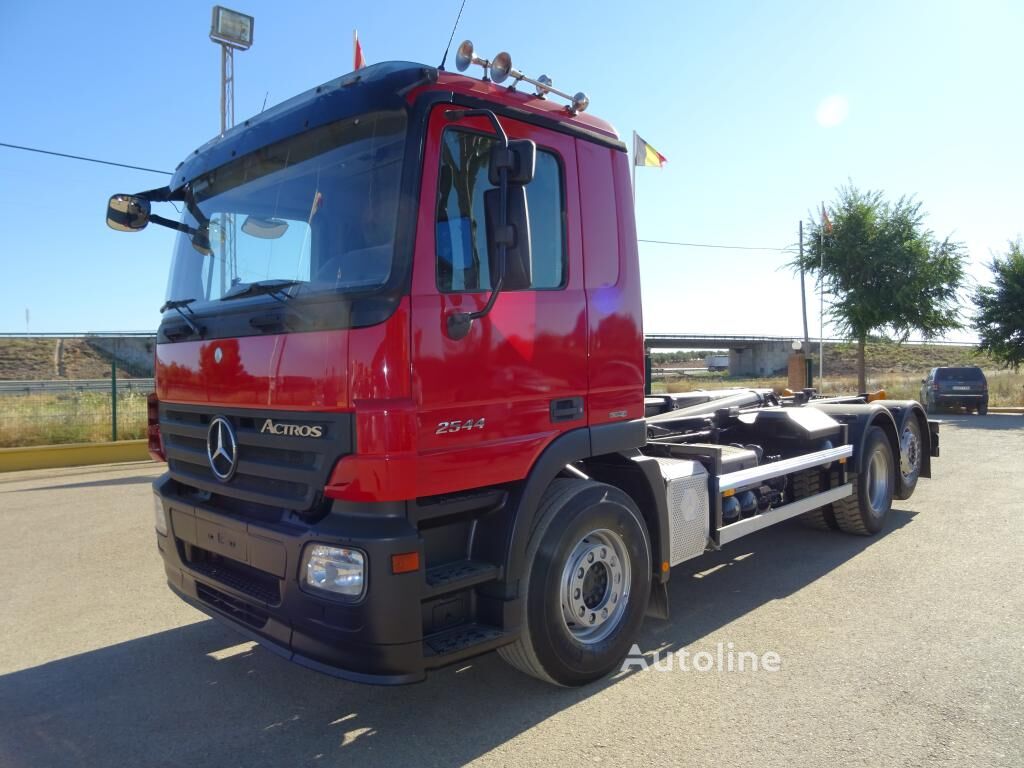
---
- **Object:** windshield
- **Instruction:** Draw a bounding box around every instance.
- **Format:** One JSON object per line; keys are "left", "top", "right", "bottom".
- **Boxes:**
{"left": 165, "top": 111, "right": 406, "bottom": 309}
{"left": 935, "top": 367, "right": 985, "bottom": 381}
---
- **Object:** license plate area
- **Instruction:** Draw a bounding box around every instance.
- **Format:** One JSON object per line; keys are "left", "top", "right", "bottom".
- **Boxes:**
{"left": 196, "top": 518, "right": 248, "bottom": 561}
{"left": 169, "top": 504, "right": 288, "bottom": 578}
{"left": 952, "top": 386, "right": 972, "bottom": 391}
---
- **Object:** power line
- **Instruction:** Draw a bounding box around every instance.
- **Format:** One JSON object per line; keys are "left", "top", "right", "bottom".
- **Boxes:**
{"left": 0, "top": 141, "right": 799, "bottom": 253}
{"left": 639, "top": 238, "right": 794, "bottom": 252}
{"left": 0, "top": 141, "right": 172, "bottom": 175}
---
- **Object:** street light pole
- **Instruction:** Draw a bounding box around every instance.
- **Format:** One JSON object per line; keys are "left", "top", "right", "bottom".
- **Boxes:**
{"left": 209, "top": 6, "right": 253, "bottom": 293}
{"left": 220, "top": 43, "right": 234, "bottom": 137}
{"left": 209, "top": 6, "right": 253, "bottom": 135}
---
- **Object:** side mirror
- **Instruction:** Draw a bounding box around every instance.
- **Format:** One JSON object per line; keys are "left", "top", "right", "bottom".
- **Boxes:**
{"left": 485, "top": 184, "right": 532, "bottom": 291}
{"left": 488, "top": 139, "right": 536, "bottom": 186}
{"left": 107, "top": 194, "right": 150, "bottom": 232}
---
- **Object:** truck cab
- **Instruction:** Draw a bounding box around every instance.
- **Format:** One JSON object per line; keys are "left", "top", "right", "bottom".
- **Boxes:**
{"left": 109, "top": 53, "right": 938, "bottom": 687}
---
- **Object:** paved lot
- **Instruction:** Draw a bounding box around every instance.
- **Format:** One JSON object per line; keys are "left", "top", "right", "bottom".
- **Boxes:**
{"left": 1, "top": 414, "right": 1021, "bottom": 767}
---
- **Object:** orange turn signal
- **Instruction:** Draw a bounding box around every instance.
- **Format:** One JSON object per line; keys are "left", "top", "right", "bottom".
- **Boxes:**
{"left": 391, "top": 552, "right": 420, "bottom": 574}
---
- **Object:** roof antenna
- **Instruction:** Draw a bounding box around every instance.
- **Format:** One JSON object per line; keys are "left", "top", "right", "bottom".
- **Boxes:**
{"left": 438, "top": 0, "right": 468, "bottom": 71}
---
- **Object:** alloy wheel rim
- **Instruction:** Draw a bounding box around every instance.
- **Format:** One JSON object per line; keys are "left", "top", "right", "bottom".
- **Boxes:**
{"left": 560, "top": 529, "right": 631, "bottom": 645}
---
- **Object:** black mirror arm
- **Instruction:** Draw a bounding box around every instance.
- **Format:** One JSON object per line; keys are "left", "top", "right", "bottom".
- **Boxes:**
{"left": 447, "top": 163, "right": 510, "bottom": 341}
{"left": 444, "top": 109, "right": 509, "bottom": 147}
{"left": 132, "top": 184, "right": 210, "bottom": 230}
{"left": 443, "top": 107, "right": 514, "bottom": 341}
{"left": 149, "top": 212, "right": 201, "bottom": 237}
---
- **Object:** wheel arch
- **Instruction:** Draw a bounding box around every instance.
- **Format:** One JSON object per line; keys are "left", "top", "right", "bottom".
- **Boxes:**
{"left": 503, "top": 420, "right": 649, "bottom": 595}
{"left": 809, "top": 403, "right": 900, "bottom": 475}
{"left": 872, "top": 400, "right": 932, "bottom": 479}
{"left": 578, "top": 452, "right": 670, "bottom": 584}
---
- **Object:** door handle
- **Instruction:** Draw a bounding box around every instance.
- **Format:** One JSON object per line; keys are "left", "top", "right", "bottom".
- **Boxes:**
{"left": 550, "top": 397, "right": 584, "bottom": 423}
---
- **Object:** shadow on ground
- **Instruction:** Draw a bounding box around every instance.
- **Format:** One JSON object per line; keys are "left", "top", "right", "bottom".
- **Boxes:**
{"left": 2, "top": 474, "right": 157, "bottom": 493}
{"left": 0, "top": 512, "right": 916, "bottom": 768}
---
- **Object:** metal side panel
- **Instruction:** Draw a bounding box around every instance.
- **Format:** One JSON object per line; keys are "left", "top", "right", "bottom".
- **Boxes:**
{"left": 650, "top": 457, "right": 710, "bottom": 566}
{"left": 718, "top": 484, "right": 853, "bottom": 544}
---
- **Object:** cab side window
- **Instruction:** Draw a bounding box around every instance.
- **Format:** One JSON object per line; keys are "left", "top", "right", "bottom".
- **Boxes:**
{"left": 435, "top": 128, "right": 566, "bottom": 292}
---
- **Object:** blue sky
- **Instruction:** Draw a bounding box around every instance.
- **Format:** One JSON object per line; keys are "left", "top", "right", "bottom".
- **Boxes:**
{"left": 0, "top": 0, "right": 1019, "bottom": 338}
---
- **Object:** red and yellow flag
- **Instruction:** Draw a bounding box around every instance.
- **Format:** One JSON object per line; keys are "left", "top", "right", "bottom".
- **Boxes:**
{"left": 821, "top": 203, "right": 833, "bottom": 234}
{"left": 633, "top": 132, "right": 667, "bottom": 168}
{"left": 353, "top": 30, "right": 366, "bottom": 71}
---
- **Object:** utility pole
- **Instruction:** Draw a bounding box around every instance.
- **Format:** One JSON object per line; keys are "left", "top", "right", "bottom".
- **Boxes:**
{"left": 799, "top": 220, "right": 809, "bottom": 347}
{"left": 819, "top": 227, "right": 825, "bottom": 388}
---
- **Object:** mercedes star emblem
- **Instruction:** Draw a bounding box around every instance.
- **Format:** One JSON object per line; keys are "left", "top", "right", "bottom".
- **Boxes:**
{"left": 206, "top": 416, "right": 238, "bottom": 482}
{"left": 214, "top": 347, "right": 223, "bottom": 363}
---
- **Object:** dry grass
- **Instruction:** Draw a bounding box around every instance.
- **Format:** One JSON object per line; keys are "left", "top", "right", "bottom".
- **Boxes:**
{"left": 0, "top": 337, "right": 154, "bottom": 381}
{"left": 0, "top": 391, "right": 149, "bottom": 448}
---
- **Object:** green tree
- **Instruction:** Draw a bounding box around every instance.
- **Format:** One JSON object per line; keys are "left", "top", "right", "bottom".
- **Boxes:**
{"left": 973, "top": 239, "right": 1024, "bottom": 370}
{"left": 793, "top": 185, "right": 967, "bottom": 391}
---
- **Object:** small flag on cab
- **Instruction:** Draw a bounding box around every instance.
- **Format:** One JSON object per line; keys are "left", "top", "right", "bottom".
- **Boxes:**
{"left": 354, "top": 30, "right": 366, "bottom": 70}
{"left": 633, "top": 131, "right": 667, "bottom": 168}
{"left": 631, "top": 131, "right": 667, "bottom": 204}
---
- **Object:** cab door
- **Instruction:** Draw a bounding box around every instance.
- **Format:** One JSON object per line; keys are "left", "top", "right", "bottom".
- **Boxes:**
{"left": 409, "top": 105, "right": 586, "bottom": 498}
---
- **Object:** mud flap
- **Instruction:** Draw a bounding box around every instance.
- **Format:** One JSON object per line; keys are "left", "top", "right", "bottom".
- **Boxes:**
{"left": 646, "top": 579, "right": 670, "bottom": 620}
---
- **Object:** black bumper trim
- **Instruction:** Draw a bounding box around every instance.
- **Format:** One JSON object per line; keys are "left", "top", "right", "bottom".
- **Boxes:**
{"left": 170, "top": 581, "right": 425, "bottom": 685}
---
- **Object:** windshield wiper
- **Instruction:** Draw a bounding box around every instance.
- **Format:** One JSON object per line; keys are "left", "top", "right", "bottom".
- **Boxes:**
{"left": 159, "top": 298, "right": 202, "bottom": 336}
{"left": 220, "top": 279, "right": 302, "bottom": 303}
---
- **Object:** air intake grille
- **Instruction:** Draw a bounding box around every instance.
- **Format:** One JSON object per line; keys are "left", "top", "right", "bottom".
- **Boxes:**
{"left": 196, "top": 583, "right": 270, "bottom": 629}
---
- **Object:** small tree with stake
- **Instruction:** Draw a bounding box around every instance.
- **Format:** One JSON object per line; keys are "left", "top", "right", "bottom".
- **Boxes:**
{"left": 973, "top": 239, "right": 1024, "bottom": 371}
{"left": 792, "top": 185, "right": 967, "bottom": 392}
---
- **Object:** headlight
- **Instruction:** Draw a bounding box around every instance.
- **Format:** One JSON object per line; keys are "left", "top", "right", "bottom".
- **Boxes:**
{"left": 153, "top": 494, "right": 168, "bottom": 536}
{"left": 302, "top": 544, "right": 365, "bottom": 598}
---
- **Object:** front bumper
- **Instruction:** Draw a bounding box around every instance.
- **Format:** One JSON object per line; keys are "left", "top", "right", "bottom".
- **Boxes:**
{"left": 153, "top": 474, "right": 429, "bottom": 684}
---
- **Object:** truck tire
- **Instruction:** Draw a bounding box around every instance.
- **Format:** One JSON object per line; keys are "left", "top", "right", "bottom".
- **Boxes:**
{"left": 832, "top": 426, "right": 894, "bottom": 536}
{"left": 979, "top": 401, "right": 988, "bottom": 416}
{"left": 498, "top": 478, "right": 651, "bottom": 686}
{"left": 894, "top": 416, "right": 922, "bottom": 500}
{"left": 793, "top": 469, "right": 833, "bottom": 530}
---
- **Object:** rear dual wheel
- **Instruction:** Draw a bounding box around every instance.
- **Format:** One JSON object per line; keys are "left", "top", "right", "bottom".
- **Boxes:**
{"left": 832, "top": 426, "right": 895, "bottom": 535}
{"left": 798, "top": 426, "right": 897, "bottom": 535}
{"left": 895, "top": 417, "right": 922, "bottom": 500}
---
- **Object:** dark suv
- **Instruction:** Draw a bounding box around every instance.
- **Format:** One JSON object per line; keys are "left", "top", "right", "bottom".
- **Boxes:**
{"left": 920, "top": 366, "right": 989, "bottom": 414}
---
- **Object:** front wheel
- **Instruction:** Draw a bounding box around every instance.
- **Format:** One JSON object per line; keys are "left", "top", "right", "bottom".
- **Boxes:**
{"left": 498, "top": 479, "right": 651, "bottom": 686}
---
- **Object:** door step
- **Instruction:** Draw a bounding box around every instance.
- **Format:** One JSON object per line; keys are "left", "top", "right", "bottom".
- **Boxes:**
{"left": 424, "top": 559, "right": 500, "bottom": 599}
{"left": 422, "top": 622, "right": 513, "bottom": 667}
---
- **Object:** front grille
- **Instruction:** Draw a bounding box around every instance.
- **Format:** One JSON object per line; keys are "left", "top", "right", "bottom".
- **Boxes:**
{"left": 160, "top": 404, "right": 353, "bottom": 513}
{"left": 196, "top": 583, "right": 270, "bottom": 629}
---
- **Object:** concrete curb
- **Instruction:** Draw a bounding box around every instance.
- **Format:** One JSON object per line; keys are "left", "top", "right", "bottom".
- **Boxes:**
{"left": 0, "top": 440, "right": 150, "bottom": 473}
{"left": 989, "top": 407, "right": 1024, "bottom": 414}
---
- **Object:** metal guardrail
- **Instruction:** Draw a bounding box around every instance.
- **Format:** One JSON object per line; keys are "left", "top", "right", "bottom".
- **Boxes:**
{"left": 0, "top": 379, "right": 155, "bottom": 395}
{"left": 0, "top": 378, "right": 155, "bottom": 394}
{"left": 0, "top": 331, "right": 978, "bottom": 345}
{"left": 644, "top": 333, "right": 979, "bottom": 347}
{"left": 0, "top": 332, "right": 155, "bottom": 338}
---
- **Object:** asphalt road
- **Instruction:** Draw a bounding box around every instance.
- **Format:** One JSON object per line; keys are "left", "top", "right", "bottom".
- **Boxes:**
{"left": 1, "top": 414, "right": 1021, "bottom": 768}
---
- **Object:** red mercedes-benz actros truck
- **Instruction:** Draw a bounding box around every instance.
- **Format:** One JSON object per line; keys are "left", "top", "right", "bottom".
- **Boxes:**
{"left": 108, "top": 46, "right": 939, "bottom": 686}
